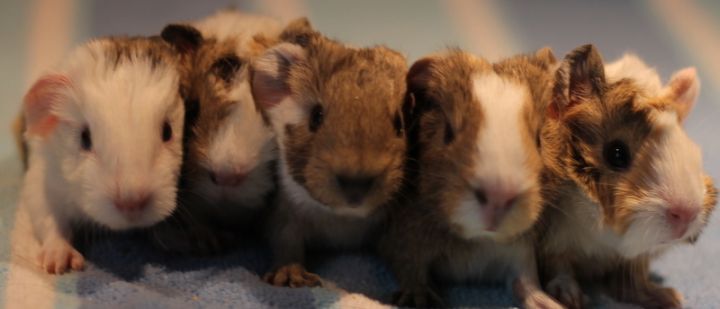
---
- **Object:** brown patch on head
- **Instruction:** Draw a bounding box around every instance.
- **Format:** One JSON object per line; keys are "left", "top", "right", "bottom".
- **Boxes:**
{"left": 250, "top": 20, "right": 409, "bottom": 212}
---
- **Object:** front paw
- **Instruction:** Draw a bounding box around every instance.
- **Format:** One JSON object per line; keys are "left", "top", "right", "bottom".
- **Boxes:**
{"left": 263, "top": 263, "right": 322, "bottom": 288}
{"left": 37, "top": 237, "right": 85, "bottom": 274}
{"left": 393, "top": 287, "right": 444, "bottom": 308}
{"left": 546, "top": 275, "right": 585, "bottom": 309}
{"left": 522, "top": 290, "right": 564, "bottom": 309}
{"left": 623, "top": 285, "right": 683, "bottom": 309}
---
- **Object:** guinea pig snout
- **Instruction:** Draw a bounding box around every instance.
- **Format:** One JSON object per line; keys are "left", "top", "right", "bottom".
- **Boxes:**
{"left": 475, "top": 189, "right": 519, "bottom": 231}
{"left": 209, "top": 170, "right": 248, "bottom": 187}
{"left": 114, "top": 193, "right": 152, "bottom": 217}
{"left": 336, "top": 174, "right": 376, "bottom": 206}
{"left": 666, "top": 205, "right": 700, "bottom": 239}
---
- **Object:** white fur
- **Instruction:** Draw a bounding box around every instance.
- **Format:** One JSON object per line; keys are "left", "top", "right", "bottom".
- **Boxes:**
{"left": 193, "top": 10, "right": 281, "bottom": 46}
{"left": 605, "top": 53, "right": 663, "bottom": 94}
{"left": 450, "top": 73, "right": 537, "bottom": 238}
{"left": 23, "top": 39, "right": 184, "bottom": 242}
{"left": 618, "top": 111, "right": 705, "bottom": 257}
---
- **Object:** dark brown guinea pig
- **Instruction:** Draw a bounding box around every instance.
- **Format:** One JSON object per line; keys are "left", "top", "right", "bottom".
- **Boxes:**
{"left": 150, "top": 11, "right": 281, "bottom": 254}
{"left": 378, "top": 48, "right": 561, "bottom": 308}
{"left": 537, "top": 44, "right": 717, "bottom": 309}
{"left": 249, "top": 18, "right": 409, "bottom": 287}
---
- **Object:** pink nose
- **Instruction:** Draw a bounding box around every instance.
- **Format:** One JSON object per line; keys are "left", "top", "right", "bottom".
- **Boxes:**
{"left": 114, "top": 194, "right": 151, "bottom": 214}
{"left": 666, "top": 206, "right": 700, "bottom": 239}
{"left": 210, "top": 170, "right": 248, "bottom": 187}
{"left": 476, "top": 189, "right": 519, "bottom": 231}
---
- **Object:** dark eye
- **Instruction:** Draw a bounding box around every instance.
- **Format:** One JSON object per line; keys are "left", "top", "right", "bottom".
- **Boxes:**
{"left": 309, "top": 104, "right": 324, "bottom": 132}
{"left": 211, "top": 55, "right": 242, "bottom": 83}
{"left": 393, "top": 111, "right": 404, "bottom": 137}
{"left": 603, "top": 140, "right": 631, "bottom": 170}
{"left": 162, "top": 121, "right": 173, "bottom": 142}
{"left": 80, "top": 127, "right": 92, "bottom": 151}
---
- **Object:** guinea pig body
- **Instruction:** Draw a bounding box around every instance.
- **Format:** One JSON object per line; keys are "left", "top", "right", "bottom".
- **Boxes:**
{"left": 150, "top": 11, "right": 281, "bottom": 254}
{"left": 538, "top": 45, "right": 717, "bottom": 309}
{"left": 21, "top": 37, "right": 186, "bottom": 274}
{"left": 379, "top": 49, "right": 562, "bottom": 308}
{"left": 250, "top": 18, "right": 409, "bottom": 287}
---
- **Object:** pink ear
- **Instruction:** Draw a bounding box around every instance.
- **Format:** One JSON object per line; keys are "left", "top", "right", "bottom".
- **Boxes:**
{"left": 250, "top": 43, "right": 305, "bottom": 110}
{"left": 23, "top": 74, "right": 71, "bottom": 137}
{"left": 664, "top": 67, "right": 700, "bottom": 122}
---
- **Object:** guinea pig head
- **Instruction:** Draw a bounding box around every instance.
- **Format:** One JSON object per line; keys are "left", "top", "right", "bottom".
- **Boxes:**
{"left": 23, "top": 38, "right": 185, "bottom": 230}
{"left": 546, "top": 44, "right": 717, "bottom": 257}
{"left": 163, "top": 24, "right": 277, "bottom": 204}
{"left": 250, "top": 19, "right": 408, "bottom": 217}
{"left": 408, "top": 49, "right": 553, "bottom": 242}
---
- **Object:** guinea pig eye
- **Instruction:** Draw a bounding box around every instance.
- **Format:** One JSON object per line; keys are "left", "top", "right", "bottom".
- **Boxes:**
{"left": 80, "top": 127, "right": 92, "bottom": 151}
{"left": 162, "top": 121, "right": 173, "bottom": 142}
{"left": 603, "top": 140, "right": 631, "bottom": 171}
{"left": 393, "top": 111, "right": 404, "bottom": 137}
{"left": 211, "top": 55, "right": 242, "bottom": 83}
{"left": 309, "top": 104, "right": 324, "bottom": 132}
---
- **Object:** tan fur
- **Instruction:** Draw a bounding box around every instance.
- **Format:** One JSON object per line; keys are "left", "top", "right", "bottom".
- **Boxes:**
{"left": 538, "top": 44, "right": 717, "bottom": 308}
{"left": 379, "top": 49, "right": 559, "bottom": 308}
{"left": 251, "top": 18, "right": 410, "bottom": 287}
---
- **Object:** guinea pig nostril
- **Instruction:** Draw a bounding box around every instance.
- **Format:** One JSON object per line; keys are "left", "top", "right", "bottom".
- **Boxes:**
{"left": 474, "top": 189, "right": 488, "bottom": 205}
{"left": 209, "top": 171, "right": 218, "bottom": 185}
{"left": 337, "top": 175, "right": 375, "bottom": 205}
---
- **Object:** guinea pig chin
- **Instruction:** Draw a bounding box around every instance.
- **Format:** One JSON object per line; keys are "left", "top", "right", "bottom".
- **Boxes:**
{"left": 80, "top": 185, "right": 176, "bottom": 230}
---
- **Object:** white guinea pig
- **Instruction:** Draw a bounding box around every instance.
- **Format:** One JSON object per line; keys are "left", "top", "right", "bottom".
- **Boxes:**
{"left": 21, "top": 36, "right": 186, "bottom": 274}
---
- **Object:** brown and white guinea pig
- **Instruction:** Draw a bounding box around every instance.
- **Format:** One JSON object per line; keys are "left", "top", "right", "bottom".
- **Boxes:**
{"left": 20, "top": 36, "right": 187, "bottom": 274}
{"left": 148, "top": 11, "right": 281, "bottom": 254}
{"left": 537, "top": 44, "right": 717, "bottom": 309}
{"left": 378, "top": 48, "right": 562, "bottom": 309}
{"left": 249, "top": 18, "right": 409, "bottom": 287}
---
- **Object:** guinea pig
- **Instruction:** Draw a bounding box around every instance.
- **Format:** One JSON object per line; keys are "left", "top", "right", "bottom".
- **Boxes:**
{"left": 537, "top": 44, "right": 717, "bottom": 309}
{"left": 249, "top": 18, "right": 409, "bottom": 287}
{"left": 149, "top": 10, "right": 281, "bottom": 254}
{"left": 21, "top": 36, "right": 187, "bottom": 274}
{"left": 378, "top": 48, "right": 562, "bottom": 308}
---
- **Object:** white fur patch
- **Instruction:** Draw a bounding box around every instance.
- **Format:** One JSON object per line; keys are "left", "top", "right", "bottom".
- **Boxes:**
{"left": 604, "top": 53, "right": 663, "bottom": 95}
{"left": 193, "top": 10, "right": 281, "bottom": 45}
{"left": 449, "top": 73, "right": 536, "bottom": 238}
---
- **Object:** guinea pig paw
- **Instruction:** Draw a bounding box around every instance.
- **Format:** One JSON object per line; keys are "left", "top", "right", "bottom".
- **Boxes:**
{"left": 263, "top": 263, "right": 322, "bottom": 288}
{"left": 628, "top": 286, "right": 683, "bottom": 309}
{"left": 546, "top": 275, "right": 584, "bottom": 309}
{"left": 392, "top": 287, "right": 444, "bottom": 308}
{"left": 522, "top": 290, "right": 564, "bottom": 309}
{"left": 37, "top": 238, "right": 85, "bottom": 275}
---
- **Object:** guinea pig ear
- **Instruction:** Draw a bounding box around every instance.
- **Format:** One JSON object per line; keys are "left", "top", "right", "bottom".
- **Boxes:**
{"left": 280, "top": 17, "right": 316, "bottom": 47}
{"left": 407, "top": 56, "right": 459, "bottom": 144}
{"left": 250, "top": 43, "right": 306, "bottom": 110}
{"left": 549, "top": 44, "right": 606, "bottom": 119}
{"left": 161, "top": 24, "right": 203, "bottom": 54}
{"left": 23, "top": 74, "right": 72, "bottom": 138}
{"left": 662, "top": 67, "right": 700, "bottom": 123}
{"left": 534, "top": 46, "right": 557, "bottom": 68}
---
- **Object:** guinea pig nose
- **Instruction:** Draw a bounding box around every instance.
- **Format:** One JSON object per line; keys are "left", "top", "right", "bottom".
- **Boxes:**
{"left": 115, "top": 194, "right": 151, "bottom": 213}
{"left": 666, "top": 206, "right": 700, "bottom": 238}
{"left": 210, "top": 170, "right": 247, "bottom": 187}
{"left": 336, "top": 175, "right": 375, "bottom": 205}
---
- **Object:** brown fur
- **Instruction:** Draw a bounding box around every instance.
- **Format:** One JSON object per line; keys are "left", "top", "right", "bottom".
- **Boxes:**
{"left": 12, "top": 113, "right": 28, "bottom": 169}
{"left": 538, "top": 44, "right": 718, "bottom": 308}
{"left": 250, "top": 18, "right": 410, "bottom": 287}
{"left": 379, "top": 49, "right": 559, "bottom": 308}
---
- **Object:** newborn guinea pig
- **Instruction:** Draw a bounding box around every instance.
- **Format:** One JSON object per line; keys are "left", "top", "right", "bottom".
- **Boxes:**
{"left": 21, "top": 36, "right": 186, "bottom": 274}
{"left": 538, "top": 44, "right": 717, "bottom": 309}
{"left": 378, "top": 48, "right": 561, "bottom": 308}
{"left": 250, "top": 18, "right": 409, "bottom": 287}
{"left": 150, "top": 10, "right": 281, "bottom": 254}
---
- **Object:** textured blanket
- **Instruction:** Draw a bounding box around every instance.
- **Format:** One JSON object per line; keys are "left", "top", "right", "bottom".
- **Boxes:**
{"left": 1, "top": 1, "right": 719, "bottom": 308}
